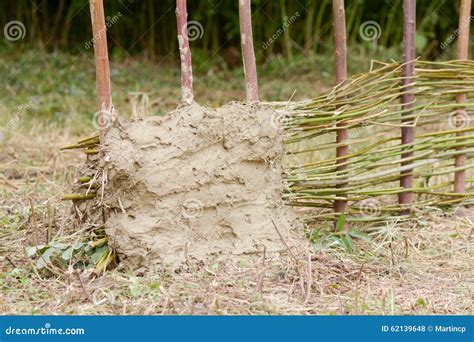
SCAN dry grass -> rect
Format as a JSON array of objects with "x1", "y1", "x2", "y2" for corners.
[
  {"x1": 0, "y1": 129, "x2": 472, "y2": 315},
  {"x1": 0, "y1": 52, "x2": 472, "y2": 315}
]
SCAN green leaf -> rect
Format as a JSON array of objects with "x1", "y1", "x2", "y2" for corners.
[
  {"x1": 335, "y1": 213, "x2": 346, "y2": 231},
  {"x1": 415, "y1": 298, "x2": 427, "y2": 307},
  {"x1": 72, "y1": 242, "x2": 86, "y2": 250},
  {"x1": 49, "y1": 242, "x2": 68, "y2": 250},
  {"x1": 61, "y1": 247, "x2": 74, "y2": 260},
  {"x1": 36, "y1": 257, "x2": 47, "y2": 269},
  {"x1": 349, "y1": 229, "x2": 369, "y2": 240},
  {"x1": 90, "y1": 245, "x2": 108, "y2": 264},
  {"x1": 74, "y1": 261, "x2": 86, "y2": 270},
  {"x1": 328, "y1": 236, "x2": 344, "y2": 248},
  {"x1": 41, "y1": 247, "x2": 59, "y2": 264},
  {"x1": 340, "y1": 234, "x2": 355, "y2": 252},
  {"x1": 129, "y1": 284, "x2": 142, "y2": 298},
  {"x1": 35, "y1": 246, "x2": 59, "y2": 270},
  {"x1": 26, "y1": 246, "x2": 38, "y2": 257},
  {"x1": 26, "y1": 245, "x2": 47, "y2": 257}
]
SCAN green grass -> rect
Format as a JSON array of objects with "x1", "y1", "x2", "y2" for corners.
[
  {"x1": 0, "y1": 50, "x2": 322, "y2": 144},
  {"x1": 0, "y1": 46, "x2": 404, "y2": 137}
]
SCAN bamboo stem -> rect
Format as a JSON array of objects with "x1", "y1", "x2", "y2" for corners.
[
  {"x1": 176, "y1": 0, "x2": 194, "y2": 105},
  {"x1": 62, "y1": 193, "x2": 96, "y2": 201},
  {"x1": 398, "y1": 0, "x2": 416, "y2": 214},
  {"x1": 454, "y1": 0, "x2": 472, "y2": 193},
  {"x1": 332, "y1": 0, "x2": 348, "y2": 214},
  {"x1": 89, "y1": 0, "x2": 113, "y2": 135},
  {"x1": 239, "y1": 0, "x2": 259, "y2": 102},
  {"x1": 274, "y1": 59, "x2": 474, "y2": 222}
]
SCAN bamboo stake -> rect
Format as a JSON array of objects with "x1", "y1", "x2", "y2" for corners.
[
  {"x1": 454, "y1": 0, "x2": 472, "y2": 193},
  {"x1": 398, "y1": 0, "x2": 416, "y2": 214},
  {"x1": 176, "y1": 0, "x2": 194, "y2": 105},
  {"x1": 332, "y1": 0, "x2": 348, "y2": 214},
  {"x1": 239, "y1": 0, "x2": 259, "y2": 102},
  {"x1": 89, "y1": 0, "x2": 113, "y2": 134}
]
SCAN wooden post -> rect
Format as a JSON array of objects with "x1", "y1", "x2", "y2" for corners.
[
  {"x1": 176, "y1": 0, "x2": 194, "y2": 105},
  {"x1": 239, "y1": 0, "x2": 259, "y2": 102},
  {"x1": 89, "y1": 0, "x2": 113, "y2": 128},
  {"x1": 332, "y1": 0, "x2": 348, "y2": 214},
  {"x1": 454, "y1": 0, "x2": 472, "y2": 193},
  {"x1": 398, "y1": 0, "x2": 416, "y2": 214}
]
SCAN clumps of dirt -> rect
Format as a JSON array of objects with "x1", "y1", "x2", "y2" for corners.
[{"x1": 101, "y1": 103, "x2": 303, "y2": 270}]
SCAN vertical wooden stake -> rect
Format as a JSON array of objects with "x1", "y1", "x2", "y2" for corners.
[
  {"x1": 89, "y1": 0, "x2": 113, "y2": 131},
  {"x1": 398, "y1": 0, "x2": 416, "y2": 214},
  {"x1": 239, "y1": 0, "x2": 259, "y2": 102},
  {"x1": 454, "y1": 0, "x2": 471, "y2": 193},
  {"x1": 176, "y1": 0, "x2": 194, "y2": 105},
  {"x1": 332, "y1": 0, "x2": 348, "y2": 214}
]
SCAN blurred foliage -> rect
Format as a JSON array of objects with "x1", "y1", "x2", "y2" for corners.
[{"x1": 0, "y1": 0, "x2": 468, "y2": 65}]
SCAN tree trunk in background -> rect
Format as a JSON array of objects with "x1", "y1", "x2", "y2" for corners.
[
  {"x1": 176, "y1": 0, "x2": 194, "y2": 105},
  {"x1": 332, "y1": 0, "x2": 348, "y2": 214},
  {"x1": 148, "y1": 0, "x2": 156, "y2": 59},
  {"x1": 280, "y1": 0, "x2": 293, "y2": 60},
  {"x1": 399, "y1": 0, "x2": 416, "y2": 214},
  {"x1": 454, "y1": 0, "x2": 472, "y2": 193},
  {"x1": 305, "y1": 0, "x2": 316, "y2": 52},
  {"x1": 239, "y1": 0, "x2": 259, "y2": 102}
]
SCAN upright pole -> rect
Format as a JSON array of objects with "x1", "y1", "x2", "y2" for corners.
[
  {"x1": 176, "y1": 0, "x2": 194, "y2": 105},
  {"x1": 332, "y1": 0, "x2": 348, "y2": 214},
  {"x1": 239, "y1": 0, "x2": 259, "y2": 102},
  {"x1": 89, "y1": 0, "x2": 113, "y2": 131},
  {"x1": 454, "y1": 0, "x2": 472, "y2": 193},
  {"x1": 398, "y1": 0, "x2": 416, "y2": 214}
]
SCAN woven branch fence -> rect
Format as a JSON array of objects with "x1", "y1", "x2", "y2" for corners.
[{"x1": 273, "y1": 60, "x2": 474, "y2": 222}]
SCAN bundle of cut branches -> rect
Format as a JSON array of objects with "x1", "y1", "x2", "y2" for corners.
[{"x1": 269, "y1": 60, "x2": 474, "y2": 222}]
